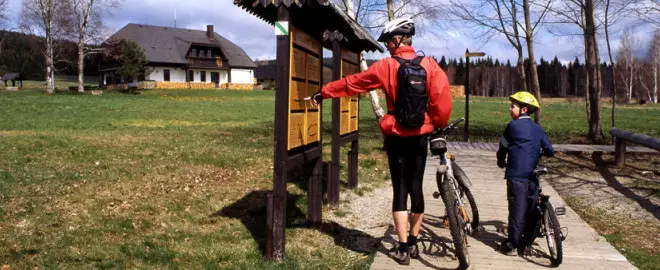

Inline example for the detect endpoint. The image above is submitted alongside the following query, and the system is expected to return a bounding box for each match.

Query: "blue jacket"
[497,116,555,181]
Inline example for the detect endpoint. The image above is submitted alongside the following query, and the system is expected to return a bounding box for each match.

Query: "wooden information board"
[339,49,359,135]
[288,26,321,150]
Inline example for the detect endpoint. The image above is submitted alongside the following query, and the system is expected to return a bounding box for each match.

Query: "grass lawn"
[449,96,660,144]
[0,89,658,268]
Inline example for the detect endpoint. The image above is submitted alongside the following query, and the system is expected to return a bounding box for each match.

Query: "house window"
[199,49,205,58]
[191,49,196,57]
[200,71,206,82]
[207,50,213,58]
[189,70,194,82]
[164,69,170,81]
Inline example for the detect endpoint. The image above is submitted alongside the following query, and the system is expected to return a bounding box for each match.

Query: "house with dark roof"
[100,23,256,90]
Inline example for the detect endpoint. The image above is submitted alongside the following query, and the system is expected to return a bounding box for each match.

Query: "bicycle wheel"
[441,173,470,269]
[452,163,479,230]
[543,201,563,266]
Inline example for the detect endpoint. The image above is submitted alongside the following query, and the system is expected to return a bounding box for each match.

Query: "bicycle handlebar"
[434,118,464,136]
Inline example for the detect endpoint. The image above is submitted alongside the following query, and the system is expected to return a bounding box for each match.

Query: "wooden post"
[267,5,290,261]
[614,137,626,166]
[307,40,324,225]
[329,40,342,207]
[348,138,358,188]
[464,49,470,142]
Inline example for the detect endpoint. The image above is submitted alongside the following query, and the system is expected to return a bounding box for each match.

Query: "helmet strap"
[395,35,406,49]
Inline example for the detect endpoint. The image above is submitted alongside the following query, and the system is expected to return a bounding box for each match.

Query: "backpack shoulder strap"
[392,56,407,66]
[411,56,424,66]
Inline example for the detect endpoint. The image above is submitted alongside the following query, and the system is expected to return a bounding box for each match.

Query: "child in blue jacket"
[497,91,555,256]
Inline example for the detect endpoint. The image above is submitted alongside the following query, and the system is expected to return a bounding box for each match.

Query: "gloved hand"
[305,91,323,108]
[497,159,506,169]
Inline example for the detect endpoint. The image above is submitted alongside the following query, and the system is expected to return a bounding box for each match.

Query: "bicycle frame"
[438,152,472,232]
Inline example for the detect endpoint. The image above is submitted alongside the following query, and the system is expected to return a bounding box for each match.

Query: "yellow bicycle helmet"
[509,91,540,111]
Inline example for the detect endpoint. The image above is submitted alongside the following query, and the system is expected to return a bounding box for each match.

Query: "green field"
[0,89,658,268]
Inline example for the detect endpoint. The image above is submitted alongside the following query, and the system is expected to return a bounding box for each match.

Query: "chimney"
[207,25,214,40]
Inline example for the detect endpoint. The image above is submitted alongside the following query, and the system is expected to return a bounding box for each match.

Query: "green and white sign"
[274,21,289,36]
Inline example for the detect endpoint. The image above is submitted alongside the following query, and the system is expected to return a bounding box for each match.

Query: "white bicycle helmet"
[377,18,415,42]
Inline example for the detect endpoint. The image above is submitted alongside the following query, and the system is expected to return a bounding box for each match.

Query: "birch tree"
[647,28,659,103]
[21,0,65,94]
[617,27,638,104]
[61,0,121,92]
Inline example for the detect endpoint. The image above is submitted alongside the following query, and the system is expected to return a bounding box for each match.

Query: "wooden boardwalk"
[446,142,657,153]
[370,148,640,270]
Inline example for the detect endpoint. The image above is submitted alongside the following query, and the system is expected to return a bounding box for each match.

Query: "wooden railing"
[187,57,224,68]
[609,128,660,166]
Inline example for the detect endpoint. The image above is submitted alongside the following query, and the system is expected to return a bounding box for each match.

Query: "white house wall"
[189,69,229,83]
[145,66,186,82]
[230,69,254,84]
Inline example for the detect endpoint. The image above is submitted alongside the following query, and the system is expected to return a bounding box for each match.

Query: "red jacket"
[321,46,452,137]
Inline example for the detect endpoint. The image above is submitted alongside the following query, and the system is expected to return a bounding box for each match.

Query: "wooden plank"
[288,113,304,150]
[306,83,319,97]
[342,61,357,76]
[289,80,306,111]
[340,111,350,134]
[341,48,359,64]
[291,48,306,80]
[306,54,320,83]
[340,96,351,111]
[350,99,358,117]
[350,117,358,132]
[292,25,321,55]
[306,111,320,143]
[340,132,359,145]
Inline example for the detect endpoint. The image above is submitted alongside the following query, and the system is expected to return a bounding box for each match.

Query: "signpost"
[464,49,486,142]
[234,0,382,261]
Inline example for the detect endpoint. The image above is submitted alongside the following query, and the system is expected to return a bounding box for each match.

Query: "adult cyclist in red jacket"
[308,18,452,265]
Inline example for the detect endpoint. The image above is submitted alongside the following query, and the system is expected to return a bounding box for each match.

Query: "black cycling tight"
[385,135,429,213]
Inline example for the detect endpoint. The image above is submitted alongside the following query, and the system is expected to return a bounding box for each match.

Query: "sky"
[4,0,656,65]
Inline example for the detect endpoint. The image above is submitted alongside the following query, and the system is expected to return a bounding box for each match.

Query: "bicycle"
[430,118,479,269]
[532,167,567,266]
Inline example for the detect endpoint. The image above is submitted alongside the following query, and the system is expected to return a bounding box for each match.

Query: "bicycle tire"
[452,163,479,230]
[543,201,563,266]
[441,173,470,269]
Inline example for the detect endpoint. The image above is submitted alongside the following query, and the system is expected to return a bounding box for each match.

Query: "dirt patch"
[542,152,660,255]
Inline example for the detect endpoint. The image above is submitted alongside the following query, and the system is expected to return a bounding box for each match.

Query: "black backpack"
[390,56,429,129]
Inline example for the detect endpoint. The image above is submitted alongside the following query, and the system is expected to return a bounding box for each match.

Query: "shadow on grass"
[591,152,660,220]
[210,189,381,257]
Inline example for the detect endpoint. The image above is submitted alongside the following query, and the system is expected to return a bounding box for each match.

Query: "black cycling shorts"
[385,134,429,213]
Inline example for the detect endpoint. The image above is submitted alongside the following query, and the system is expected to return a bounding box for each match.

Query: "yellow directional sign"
[465,52,486,57]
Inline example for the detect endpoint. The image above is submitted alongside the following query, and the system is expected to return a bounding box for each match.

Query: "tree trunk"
[653,63,658,103]
[628,63,633,104]
[604,0,616,127]
[46,29,54,94]
[584,0,603,143]
[523,0,542,125]
[78,38,85,92]
[387,0,394,21]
